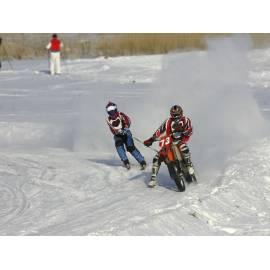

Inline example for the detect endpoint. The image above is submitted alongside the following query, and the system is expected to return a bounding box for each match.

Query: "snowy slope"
[0,36,270,235]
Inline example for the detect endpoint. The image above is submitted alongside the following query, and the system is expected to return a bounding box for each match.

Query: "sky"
[1,0,270,33]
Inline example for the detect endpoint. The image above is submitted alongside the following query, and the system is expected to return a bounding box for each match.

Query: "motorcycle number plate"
[159,136,172,148]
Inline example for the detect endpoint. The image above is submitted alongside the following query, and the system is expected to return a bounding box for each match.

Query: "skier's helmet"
[170,105,183,119]
[106,102,118,117]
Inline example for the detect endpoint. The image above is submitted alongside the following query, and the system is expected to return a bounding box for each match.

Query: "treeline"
[1,33,270,59]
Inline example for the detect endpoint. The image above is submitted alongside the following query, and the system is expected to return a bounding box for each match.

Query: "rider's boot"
[180,144,195,175]
[148,176,157,188]
[186,158,195,175]
[148,156,160,188]
[183,154,195,175]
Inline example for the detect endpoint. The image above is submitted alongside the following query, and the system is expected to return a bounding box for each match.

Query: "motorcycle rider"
[144,105,194,187]
[106,101,146,170]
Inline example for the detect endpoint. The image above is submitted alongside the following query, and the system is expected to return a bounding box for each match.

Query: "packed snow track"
[1,39,270,235]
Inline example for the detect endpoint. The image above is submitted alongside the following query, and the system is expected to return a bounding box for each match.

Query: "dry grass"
[95,34,208,56]
[1,33,270,60]
[250,33,270,48]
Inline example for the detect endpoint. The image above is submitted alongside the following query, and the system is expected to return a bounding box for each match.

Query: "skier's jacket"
[106,111,131,135]
[47,38,62,52]
[153,116,192,144]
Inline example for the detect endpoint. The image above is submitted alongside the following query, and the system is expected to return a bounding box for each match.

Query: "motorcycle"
[158,134,197,192]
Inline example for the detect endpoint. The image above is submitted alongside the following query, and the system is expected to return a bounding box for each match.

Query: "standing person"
[46,34,63,75]
[106,102,146,170]
[144,105,194,187]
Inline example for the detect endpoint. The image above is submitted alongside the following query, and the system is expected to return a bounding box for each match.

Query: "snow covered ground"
[0,36,270,235]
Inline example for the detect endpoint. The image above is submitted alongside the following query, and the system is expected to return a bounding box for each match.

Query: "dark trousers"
[114,130,145,164]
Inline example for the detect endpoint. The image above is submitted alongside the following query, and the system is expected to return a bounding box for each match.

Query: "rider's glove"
[117,129,125,135]
[144,137,155,147]
[182,130,190,137]
[172,131,182,140]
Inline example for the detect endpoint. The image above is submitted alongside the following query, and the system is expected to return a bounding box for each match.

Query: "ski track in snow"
[0,51,270,235]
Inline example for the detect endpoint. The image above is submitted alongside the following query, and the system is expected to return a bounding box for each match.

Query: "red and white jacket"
[106,112,131,135]
[46,38,63,52]
[153,116,192,144]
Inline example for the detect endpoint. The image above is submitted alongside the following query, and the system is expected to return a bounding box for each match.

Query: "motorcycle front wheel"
[167,163,186,192]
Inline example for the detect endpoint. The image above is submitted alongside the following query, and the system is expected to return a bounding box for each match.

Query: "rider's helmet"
[170,105,183,119]
[106,101,118,117]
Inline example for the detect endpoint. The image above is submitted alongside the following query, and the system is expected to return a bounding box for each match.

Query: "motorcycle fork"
[171,144,183,162]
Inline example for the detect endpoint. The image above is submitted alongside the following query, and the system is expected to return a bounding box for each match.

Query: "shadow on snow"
[88,158,180,192]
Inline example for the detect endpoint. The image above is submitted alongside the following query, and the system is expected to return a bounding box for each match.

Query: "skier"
[46,34,63,75]
[144,105,194,187]
[106,102,146,170]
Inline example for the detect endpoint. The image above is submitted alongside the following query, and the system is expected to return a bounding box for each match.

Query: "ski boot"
[140,160,147,170]
[123,160,131,170]
[148,176,157,188]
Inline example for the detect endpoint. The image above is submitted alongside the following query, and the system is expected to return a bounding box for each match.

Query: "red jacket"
[49,38,61,52]
[153,116,192,144]
[106,112,131,135]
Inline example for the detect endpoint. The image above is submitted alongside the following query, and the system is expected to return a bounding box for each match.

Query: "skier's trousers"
[114,130,144,163]
[49,52,61,75]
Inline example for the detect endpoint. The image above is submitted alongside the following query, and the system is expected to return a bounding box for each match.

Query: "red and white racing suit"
[153,116,192,143]
[147,116,193,180]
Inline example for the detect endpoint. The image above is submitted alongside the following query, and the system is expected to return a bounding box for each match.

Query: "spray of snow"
[129,35,270,179]
[62,35,269,181]
[73,88,114,153]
